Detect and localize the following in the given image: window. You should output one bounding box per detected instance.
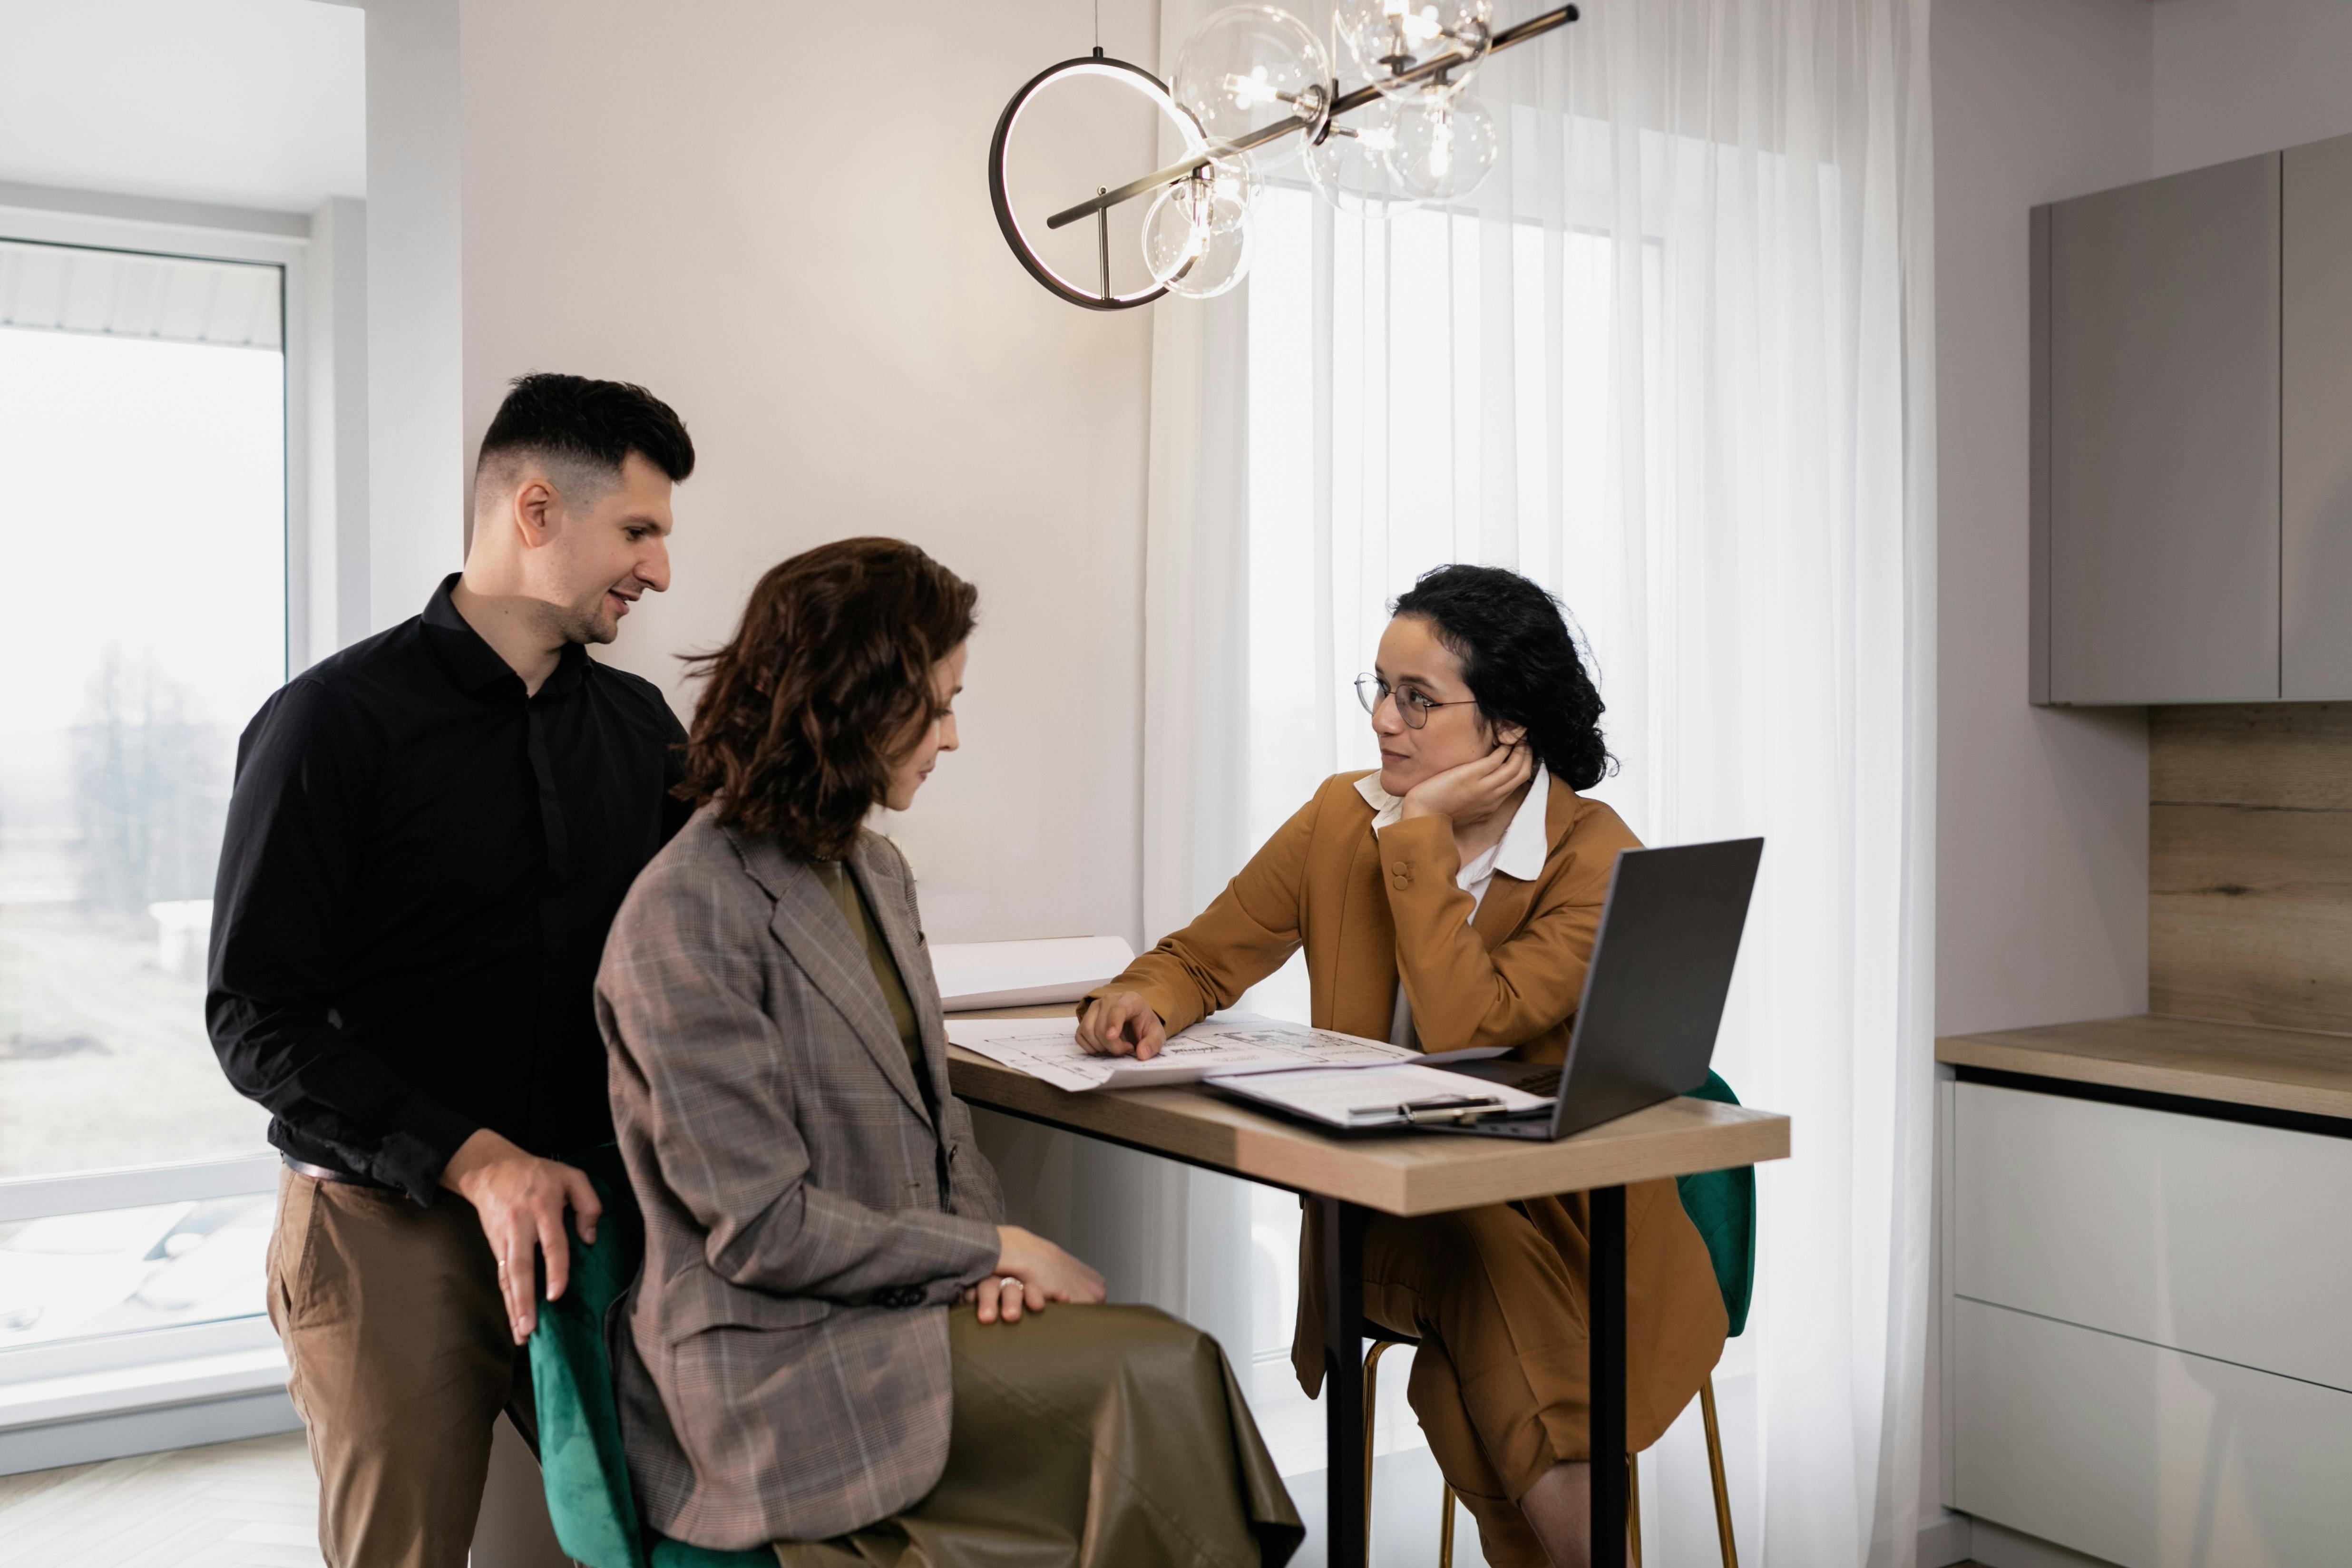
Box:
[1243,184,1659,854]
[1230,179,1670,1474]
[0,225,300,1369]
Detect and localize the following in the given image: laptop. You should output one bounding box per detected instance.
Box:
[1415,836,1764,1140]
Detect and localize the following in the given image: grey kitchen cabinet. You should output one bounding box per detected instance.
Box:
[2033,152,2281,705]
[2284,133,2352,698]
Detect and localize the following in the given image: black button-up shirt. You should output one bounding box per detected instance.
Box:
[207,575,689,1203]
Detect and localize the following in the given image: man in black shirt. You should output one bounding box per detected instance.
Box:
[209,373,694,1568]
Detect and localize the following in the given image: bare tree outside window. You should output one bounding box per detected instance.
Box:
[71,647,227,930]
[0,270,286,1349]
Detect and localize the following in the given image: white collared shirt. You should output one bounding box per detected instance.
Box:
[1355,761,1552,916]
[1358,762,1552,1050]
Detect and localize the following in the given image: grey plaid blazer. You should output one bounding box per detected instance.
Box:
[595,806,1006,1549]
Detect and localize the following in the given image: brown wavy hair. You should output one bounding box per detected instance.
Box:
[678,538,976,859]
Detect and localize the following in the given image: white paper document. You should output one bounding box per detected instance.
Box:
[1205,1062,1556,1130]
[929,935,1137,1011]
[945,1013,1418,1093]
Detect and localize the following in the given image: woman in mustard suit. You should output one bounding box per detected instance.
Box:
[1078,564,1726,1568]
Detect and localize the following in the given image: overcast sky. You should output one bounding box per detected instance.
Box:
[0,325,284,743]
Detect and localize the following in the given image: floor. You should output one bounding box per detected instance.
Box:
[0,1431,322,1568]
[0,1430,2006,1568]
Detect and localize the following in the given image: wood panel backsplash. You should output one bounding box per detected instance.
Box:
[2151,704,2352,1034]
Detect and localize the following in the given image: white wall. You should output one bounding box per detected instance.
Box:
[367,0,1168,948]
[2154,0,2352,175]
[449,0,1161,951]
[364,0,464,633]
[0,0,363,214]
[1931,0,2155,1044]
[304,194,370,660]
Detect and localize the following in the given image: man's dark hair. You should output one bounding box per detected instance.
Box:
[474,372,696,497]
[1390,563,1614,791]
[677,538,978,860]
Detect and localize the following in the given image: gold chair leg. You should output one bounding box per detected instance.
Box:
[1701,1375,1738,1568]
[1439,1482,1456,1568]
[1362,1339,1397,1543]
[1628,1452,1643,1568]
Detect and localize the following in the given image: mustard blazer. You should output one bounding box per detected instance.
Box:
[1091,771,1726,1422]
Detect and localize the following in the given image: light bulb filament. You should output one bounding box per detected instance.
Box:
[1222,67,1277,109]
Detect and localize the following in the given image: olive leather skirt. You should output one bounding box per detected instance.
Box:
[772,1304,1301,1568]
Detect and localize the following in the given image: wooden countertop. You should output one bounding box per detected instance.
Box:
[1936,1013,2352,1121]
[947,1043,1790,1216]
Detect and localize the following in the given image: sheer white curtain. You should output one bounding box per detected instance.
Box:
[1145,0,1937,1562]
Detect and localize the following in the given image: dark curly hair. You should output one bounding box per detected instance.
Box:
[1390,564,1613,791]
[677,538,976,859]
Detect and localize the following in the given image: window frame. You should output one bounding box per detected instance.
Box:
[0,196,314,1389]
[0,193,316,668]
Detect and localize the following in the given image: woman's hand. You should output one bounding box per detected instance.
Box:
[962,1225,1107,1324]
[1397,741,1534,828]
[1074,992,1166,1060]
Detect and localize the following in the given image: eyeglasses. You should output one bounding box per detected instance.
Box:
[1355,673,1477,730]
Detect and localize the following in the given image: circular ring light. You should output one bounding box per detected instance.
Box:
[988,55,1208,312]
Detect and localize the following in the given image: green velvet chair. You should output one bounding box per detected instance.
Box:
[1674,1069,1756,1568]
[1365,1070,1757,1568]
[526,1144,773,1568]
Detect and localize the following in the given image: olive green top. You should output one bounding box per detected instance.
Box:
[814,859,924,1087]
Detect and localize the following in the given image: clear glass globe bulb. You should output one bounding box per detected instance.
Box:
[1141,176,1254,298]
[1381,93,1498,202]
[1171,4,1332,167]
[1302,102,1425,219]
[1202,154,1261,232]
[1333,0,1493,102]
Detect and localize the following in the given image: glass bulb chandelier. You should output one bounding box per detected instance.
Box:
[988,2,1580,310]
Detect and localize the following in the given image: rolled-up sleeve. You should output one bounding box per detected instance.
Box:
[206,680,478,1202]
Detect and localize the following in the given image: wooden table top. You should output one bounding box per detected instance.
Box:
[1937,1013,2352,1121]
[946,1044,1791,1217]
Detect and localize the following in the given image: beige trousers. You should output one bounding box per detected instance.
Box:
[266,1169,537,1568]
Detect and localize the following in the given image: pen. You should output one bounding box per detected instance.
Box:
[1350,1093,1506,1123]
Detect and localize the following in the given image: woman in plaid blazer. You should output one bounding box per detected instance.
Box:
[596,538,1299,1564]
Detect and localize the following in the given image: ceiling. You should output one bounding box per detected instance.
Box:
[0,0,364,215]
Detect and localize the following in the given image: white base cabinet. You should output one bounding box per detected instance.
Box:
[1952,1297,2352,1568]
[1951,1082,2352,1567]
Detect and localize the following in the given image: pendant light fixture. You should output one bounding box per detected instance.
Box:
[989,2,1580,311]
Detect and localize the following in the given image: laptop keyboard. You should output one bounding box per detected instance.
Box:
[1437,1059,1563,1097]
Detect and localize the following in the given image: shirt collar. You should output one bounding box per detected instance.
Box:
[419,572,590,701]
[1356,761,1553,884]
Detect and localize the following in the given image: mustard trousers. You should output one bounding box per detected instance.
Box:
[1359,1179,1727,1568]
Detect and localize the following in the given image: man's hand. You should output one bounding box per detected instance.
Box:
[959,1225,1107,1325]
[1074,992,1166,1060]
[1398,741,1534,828]
[440,1129,602,1345]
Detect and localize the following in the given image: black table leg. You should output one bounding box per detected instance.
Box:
[1321,1198,1369,1568]
[1591,1183,1628,1567]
